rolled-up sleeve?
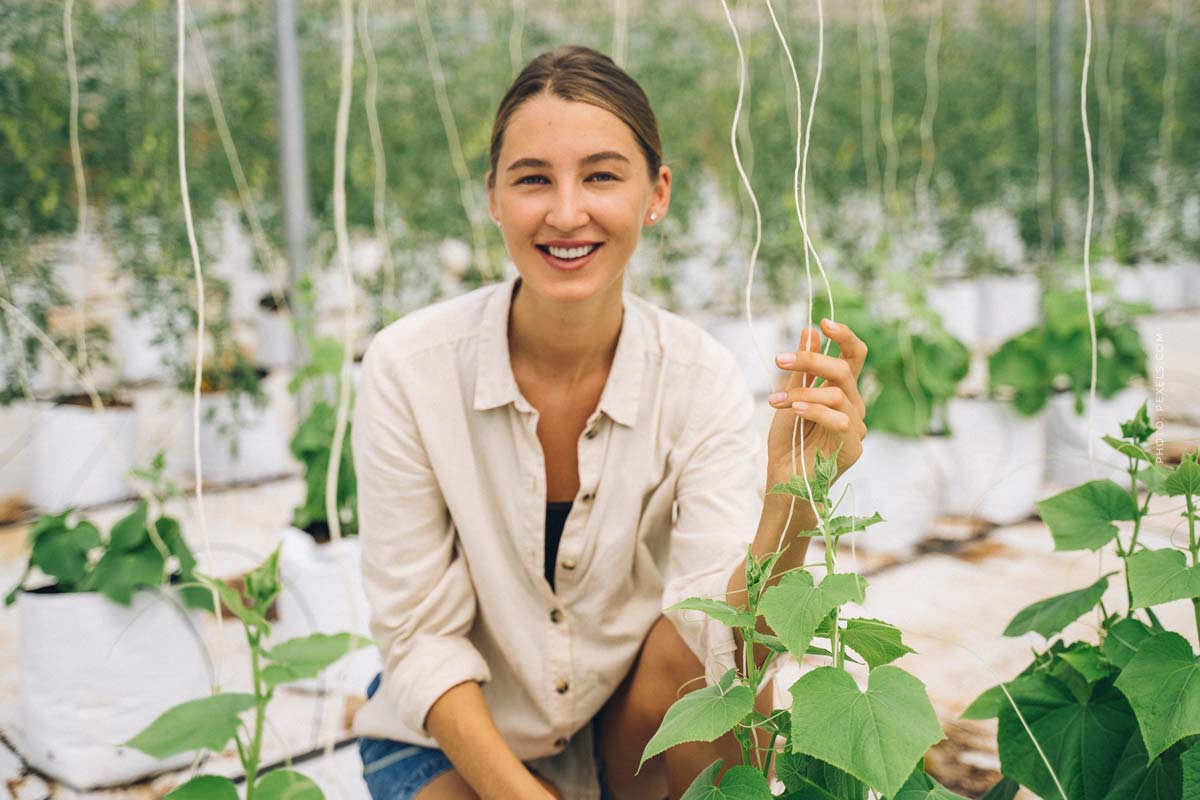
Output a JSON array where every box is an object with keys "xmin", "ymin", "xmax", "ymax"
[
  {"xmin": 353, "ymin": 336, "xmax": 491, "ymax": 736},
  {"xmin": 660, "ymin": 345, "xmax": 770, "ymax": 690}
]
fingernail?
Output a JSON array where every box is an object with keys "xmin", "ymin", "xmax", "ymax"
[
  {"xmin": 822, "ymin": 318, "xmax": 839, "ymax": 332},
  {"xmin": 769, "ymin": 391, "xmax": 787, "ymax": 403},
  {"xmin": 776, "ymin": 352, "xmax": 796, "ymax": 365},
  {"xmin": 793, "ymin": 401, "xmax": 809, "ymax": 412}
]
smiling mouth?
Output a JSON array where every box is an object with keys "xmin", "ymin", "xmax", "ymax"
[{"xmin": 536, "ymin": 243, "xmax": 603, "ymax": 261}]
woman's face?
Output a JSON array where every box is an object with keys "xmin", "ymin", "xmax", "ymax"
[{"xmin": 486, "ymin": 92, "xmax": 670, "ymax": 303}]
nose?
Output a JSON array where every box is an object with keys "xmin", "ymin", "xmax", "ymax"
[{"xmin": 544, "ymin": 182, "xmax": 590, "ymax": 232}]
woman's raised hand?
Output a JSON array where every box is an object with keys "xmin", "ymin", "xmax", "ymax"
[{"xmin": 764, "ymin": 317, "xmax": 868, "ymax": 490}]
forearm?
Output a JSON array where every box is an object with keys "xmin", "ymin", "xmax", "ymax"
[
  {"xmin": 425, "ymin": 680, "xmax": 552, "ymax": 799},
  {"xmin": 726, "ymin": 472, "xmax": 818, "ymax": 673}
]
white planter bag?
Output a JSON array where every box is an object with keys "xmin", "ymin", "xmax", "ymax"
[
  {"xmin": 1140, "ymin": 263, "xmax": 1191, "ymax": 312},
  {"xmin": 978, "ymin": 274, "xmax": 1041, "ymax": 346},
  {"xmin": 1136, "ymin": 313, "xmax": 1200, "ymax": 422},
  {"xmin": 9, "ymin": 588, "xmax": 211, "ymax": 790},
  {"xmin": 840, "ymin": 432, "xmax": 941, "ymax": 558},
  {"xmin": 703, "ymin": 314, "xmax": 788, "ymax": 398},
  {"xmin": 113, "ymin": 312, "xmax": 173, "ymax": 385},
  {"xmin": 926, "ymin": 279, "xmax": 982, "ymax": 350},
  {"xmin": 30, "ymin": 403, "xmax": 135, "ymax": 511},
  {"xmin": 273, "ymin": 528, "xmax": 379, "ymax": 695},
  {"xmin": 0, "ymin": 401, "xmax": 35, "ymax": 509},
  {"xmin": 194, "ymin": 390, "xmax": 291, "ymax": 485},
  {"xmin": 1046, "ymin": 386, "xmax": 1150, "ymax": 488},
  {"xmin": 936, "ymin": 398, "xmax": 1046, "ymax": 525},
  {"xmin": 254, "ymin": 308, "xmax": 293, "ymax": 371}
]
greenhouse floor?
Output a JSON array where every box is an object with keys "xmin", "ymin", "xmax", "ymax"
[{"xmin": 2, "ymin": 436, "xmax": 1199, "ymax": 799}]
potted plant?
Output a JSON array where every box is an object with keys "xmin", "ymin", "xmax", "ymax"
[
  {"xmin": 272, "ymin": 332, "xmax": 377, "ymax": 693},
  {"xmin": 122, "ymin": 547, "xmax": 372, "ymax": 798},
  {"xmin": 3, "ymin": 454, "xmax": 215, "ymax": 789},
  {"xmin": 643, "ymin": 446, "xmax": 966, "ymax": 798},
  {"xmin": 963, "ymin": 402, "xmax": 1200, "ymax": 798},
  {"xmin": 253, "ymin": 288, "xmax": 293, "ymax": 371},
  {"xmin": 988, "ymin": 289, "xmax": 1150, "ymax": 489}
]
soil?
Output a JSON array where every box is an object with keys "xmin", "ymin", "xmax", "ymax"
[
  {"xmin": 198, "ymin": 366, "xmax": 269, "ymax": 394},
  {"xmin": 54, "ymin": 392, "xmax": 133, "ymax": 409}
]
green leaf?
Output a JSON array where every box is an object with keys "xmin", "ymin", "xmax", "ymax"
[
  {"xmin": 1035, "ymin": 481, "xmax": 1137, "ymax": 551},
  {"xmin": 1136, "ymin": 465, "xmax": 1173, "ymax": 494},
  {"xmin": 666, "ymin": 597, "xmax": 756, "ymax": 629},
  {"xmin": 1055, "ymin": 642, "xmax": 1110, "ymax": 684},
  {"xmin": 961, "ymin": 683, "xmax": 1011, "ymax": 721},
  {"xmin": 775, "ymin": 751, "xmax": 865, "ymax": 800},
  {"xmin": 1002, "ymin": 574, "xmax": 1113, "ymax": 638},
  {"xmin": 1120, "ymin": 402, "xmax": 1154, "ymax": 443},
  {"xmin": 977, "ymin": 777, "xmax": 1020, "ymax": 800},
  {"xmin": 1100, "ymin": 731, "xmax": 1183, "ymax": 800},
  {"xmin": 789, "ymin": 666, "xmax": 944, "ymax": 798},
  {"xmin": 30, "ymin": 519, "xmax": 101, "ymax": 586},
  {"xmin": 1164, "ymin": 451, "xmax": 1200, "ymax": 497},
  {"xmin": 680, "ymin": 759, "xmax": 722, "ymax": 800},
  {"xmin": 824, "ymin": 513, "xmax": 886, "ymax": 538},
  {"xmin": 1127, "ymin": 548, "xmax": 1200, "ymax": 608},
  {"xmin": 996, "ymin": 674, "xmax": 1138, "ymax": 800},
  {"xmin": 261, "ymin": 632, "xmax": 374, "ymax": 689},
  {"xmin": 90, "ymin": 545, "xmax": 166, "ymax": 606},
  {"xmin": 255, "ymin": 769, "xmax": 324, "ymax": 800},
  {"xmin": 840, "ymin": 618, "xmax": 914, "ymax": 669},
  {"xmin": 1114, "ymin": 632, "xmax": 1200, "ymax": 760},
  {"xmin": 768, "ymin": 474, "xmax": 826, "ymax": 504},
  {"xmin": 1183, "ymin": 740, "xmax": 1200, "ymax": 800},
  {"xmin": 122, "ymin": 693, "xmax": 256, "ymax": 759},
  {"xmin": 243, "ymin": 546, "xmax": 282, "ymax": 607},
  {"xmin": 760, "ymin": 571, "xmax": 867, "ymax": 662},
  {"xmin": 196, "ymin": 573, "xmax": 269, "ymax": 632},
  {"xmin": 164, "ymin": 775, "xmax": 239, "ymax": 800},
  {"xmin": 639, "ymin": 668, "xmax": 755, "ymax": 769},
  {"xmin": 109, "ymin": 502, "xmax": 150, "ymax": 552},
  {"xmin": 675, "ymin": 763, "xmax": 772, "ymax": 799},
  {"xmin": 1101, "ymin": 616, "xmax": 1154, "ymax": 669},
  {"xmin": 1101, "ymin": 435, "xmax": 1153, "ymax": 463},
  {"xmin": 891, "ymin": 768, "xmax": 970, "ymax": 799}
]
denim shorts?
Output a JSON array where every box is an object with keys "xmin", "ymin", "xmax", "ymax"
[{"xmin": 357, "ymin": 673, "xmax": 617, "ymax": 799}]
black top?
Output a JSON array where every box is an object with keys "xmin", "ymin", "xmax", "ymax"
[{"xmin": 544, "ymin": 501, "xmax": 573, "ymax": 593}]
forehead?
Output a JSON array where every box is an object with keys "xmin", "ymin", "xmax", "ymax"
[{"xmin": 501, "ymin": 93, "xmax": 639, "ymax": 166}]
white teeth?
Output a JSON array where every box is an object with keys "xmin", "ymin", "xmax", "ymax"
[{"xmin": 547, "ymin": 244, "xmax": 598, "ymax": 259}]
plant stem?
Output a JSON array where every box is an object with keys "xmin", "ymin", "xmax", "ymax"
[
  {"xmin": 244, "ymin": 635, "xmax": 266, "ymax": 799},
  {"xmin": 1187, "ymin": 494, "xmax": 1199, "ymax": 644}
]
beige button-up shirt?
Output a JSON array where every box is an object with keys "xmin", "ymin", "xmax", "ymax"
[{"xmin": 351, "ymin": 274, "xmax": 789, "ymax": 798}]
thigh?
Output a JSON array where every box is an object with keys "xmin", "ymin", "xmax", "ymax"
[{"xmin": 359, "ymin": 735, "xmax": 457, "ymax": 800}]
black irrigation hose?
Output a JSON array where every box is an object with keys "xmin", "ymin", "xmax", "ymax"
[{"xmin": 228, "ymin": 734, "xmax": 360, "ymax": 786}]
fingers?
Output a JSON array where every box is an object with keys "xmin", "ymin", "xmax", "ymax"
[
  {"xmin": 775, "ymin": 349, "xmax": 864, "ymax": 416},
  {"xmin": 768, "ymin": 385, "xmax": 867, "ymax": 439},
  {"xmin": 819, "ymin": 318, "xmax": 868, "ymax": 379}
]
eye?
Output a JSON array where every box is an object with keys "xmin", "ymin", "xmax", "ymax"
[{"xmin": 515, "ymin": 173, "xmax": 618, "ymax": 185}]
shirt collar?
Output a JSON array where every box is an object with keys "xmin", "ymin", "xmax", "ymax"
[{"xmin": 473, "ymin": 275, "xmax": 644, "ymax": 427}]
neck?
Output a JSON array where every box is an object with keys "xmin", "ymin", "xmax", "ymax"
[{"xmin": 508, "ymin": 275, "xmax": 625, "ymax": 385}]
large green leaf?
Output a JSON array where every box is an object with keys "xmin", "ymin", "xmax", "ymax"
[
  {"xmin": 1035, "ymin": 481, "xmax": 1137, "ymax": 551},
  {"xmin": 31, "ymin": 519, "xmax": 101, "ymax": 586},
  {"xmin": 1127, "ymin": 548, "xmax": 1200, "ymax": 608},
  {"xmin": 977, "ymin": 777, "xmax": 1020, "ymax": 800},
  {"xmin": 639, "ymin": 668, "xmax": 755, "ymax": 769},
  {"xmin": 775, "ymin": 751, "xmax": 866, "ymax": 800},
  {"xmin": 164, "ymin": 775, "xmax": 239, "ymax": 800},
  {"xmin": 89, "ymin": 545, "xmax": 166, "ymax": 606},
  {"xmin": 108, "ymin": 502, "xmax": 150, "ymax": 552},
  {"xmin": 760, "ymin": 571, "xmax": 867, "ymax": 662},
  {"xmin": 122, "ymin": 693, "xmax": 257, "ymax": 759},
  {"xmin": 1183, "ymin": 740, "xmax": 1200, "ymax": 800},
  {"xmin": 255, "ymin": 769, "xmax": 324, "ymax": 800},
  {"xmin": 666, "ymin": 597, "xmax": 756, "ymax": 628},
  {"xmin": 1100, "ymin": 730, "xmax": 1183, "ymax": 800},
  {"xmin": 840, "ymin": 618, "xmax": 914, "ymax": 669},
  {"xmin": 1114, "ymin": 632, "xmax": 1200, "ymax": 760},
  {"xmin": 824, "ymin": 513, "xmax": 886, "ymax": 538},
  {"xmin": 1002, "ymin": 574, "xmax": 1113, "ymax": 638},
  {"xmin": 1101, "ymin": 435, "xmax": 1152, "ymax": 463},
  {"xmin": 891, "ymin": 767, "xmax": 970, "ymax": 799},
  {"xmin": 261, "ymin": 632, "xmax": 374, "ymax": 689},
  {"xmin": 1163, "ymin": 452, "xmax": 1200, "ymax": 497},
  {"xmin": 1102, "ymin": 617, "xmax": 1155, "ymax": 669},
  {"xmin": 996, "ymin": 673, "xmax": 1138, "ymax": 800},
  {"xmin": 1055, "ymin": 642, "xmax": 1110, "ymax": 684},
  {"xmin": 676, "ymin": 761, "xmax": 772, "ymax": 800},
  {"xmin": 789, "ymin": 666, "xmax": 944, "ymax": 798}
]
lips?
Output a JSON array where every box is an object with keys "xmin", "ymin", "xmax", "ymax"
[{"xmin": 537, "ymin": 242, "xmax": 603, "ymax": 272}]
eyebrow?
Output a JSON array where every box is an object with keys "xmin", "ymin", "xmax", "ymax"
[{"xmin": 506, "ymin": 151, "xmax": 631, "ymax": 172}]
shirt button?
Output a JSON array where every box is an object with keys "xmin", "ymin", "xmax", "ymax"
[
  {"xmin": 555, "ymin": 678, "xmax": 570, "ymax": 694},
  {"xmin": 550, "ymin": 608, "xmax": 563, "ymax": 623},
  {"xmin": 581, "ymin": 492, "xmax": 594, "ymax": 502},
  {"xmin": 554, "ymin": 737, "xmax": 568, "ymax": 750},
  {"xmin": 585, "ymin": 427, "xmax": 597, "ymax": 439},
  {"xmin": 561, "ymin": 558, "xmax": 576, "ymax": 571}
]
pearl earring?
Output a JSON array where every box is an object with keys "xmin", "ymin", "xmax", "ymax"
[{"xmin": 649, "ymin": 213, "xmax": 657, "ymax": 221}]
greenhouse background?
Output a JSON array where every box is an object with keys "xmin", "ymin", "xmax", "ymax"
[{"xmin": 1, "ymin": 0, "xmax": 1198, "ymax": 797}]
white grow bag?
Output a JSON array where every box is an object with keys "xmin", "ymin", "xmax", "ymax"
[
  {"xmin": 273, "ymin": 527, "xmax": 379, "ymax": 695},
  {"xmin": 936, "ymin": 398, "xmax": 1047, "ymax": 525},
  {"xmin": 253, "ymin": 307, "xmax": 293, "ymax": 371},
  {"xmin": 194, "ymin": 390, "xmax": 292, "ymax": 485},
  {"xmin": 9, "ymin": 588, "xmax": 211, "ymax": 790},
  {"xmin": 1046, "ymin": 386, "xmax": 1150, "ymax": 488},
  {"xmin": 978, "ymin": 274, "xmax": 1041, "ymax": 347},
  {"xmin": 926, "ymin": 279, "xmax": 983, "ymax": 350},
  {"xmin": 30, "ymin": 402, "xmax": 136, "ymax": 511},
  {"xmin": 839, "ymin": 432, "xmax": 941, "ymax": 558}
]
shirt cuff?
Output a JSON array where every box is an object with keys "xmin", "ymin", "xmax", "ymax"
[{"xmin": 389, "ymin": 634, "xmax": 493, "ymax": 737}]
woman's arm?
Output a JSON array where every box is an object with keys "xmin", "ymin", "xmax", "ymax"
[{"xmin": 426, "ymin": 680, "xmax": 559, "ymax": 799}]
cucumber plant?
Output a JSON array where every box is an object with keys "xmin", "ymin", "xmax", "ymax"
[
  {"xmin": 122, "ymin": 547, "xmax": 373, "ymax": 799},
  {"xmin": 640, "ymin": 445, "xmax": 966, "ymax": 799},
  {"xmin": 963, "ymin": 402, "xmax": 1200, "ymax": 798}
]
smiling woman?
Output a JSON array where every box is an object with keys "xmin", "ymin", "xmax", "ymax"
[{"xmin": 352, "ymin": 44, "xmax": 868, "ymax": 800}]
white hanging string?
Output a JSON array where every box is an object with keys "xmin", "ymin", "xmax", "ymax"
[
  {"xmin": 915, "ymin": 0, "xmax": 943, "ymax": 216},
  {"xmin": 357, "ymin": 0, "xmax": 399, "ymax": 314},
  {"xmin": 176, "ymin": 0, "xmax": 225, "ymax": 691},
  {"xmin": 871, "ymin": 0, "xmax": 898, "ymax": 215},
  {"xmin": 414, "ymin": 0, "xmax": 496, "ymax": 282},
  {"xmin": 1094, "ymin": 0, "xmax": 1118, "ymax": 255},
  {"xmin": 63, "ymin": 0, "xmax": 92, "ymax": 379},
  {"xmin": 1036, "ymin": 0, "xmax": 1054, "ymax": 258},
  {"xmin": 856, "ymin": 2, "xmax": 881, "ymax": 199},
  {"xmin": 1080, "ymin": 0, "xmax": 1100, "ymax": 475},
  {"xmin": 508, "ymin": 0, "xmax": 526, "ymax": 82},
  {"xmin": 1154, "ymin": 0, "xmax": 1182, "ymax": 218},
  {"xmin": 612, "ymin": 0, "xmax": 628, "ymax": 66}
]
